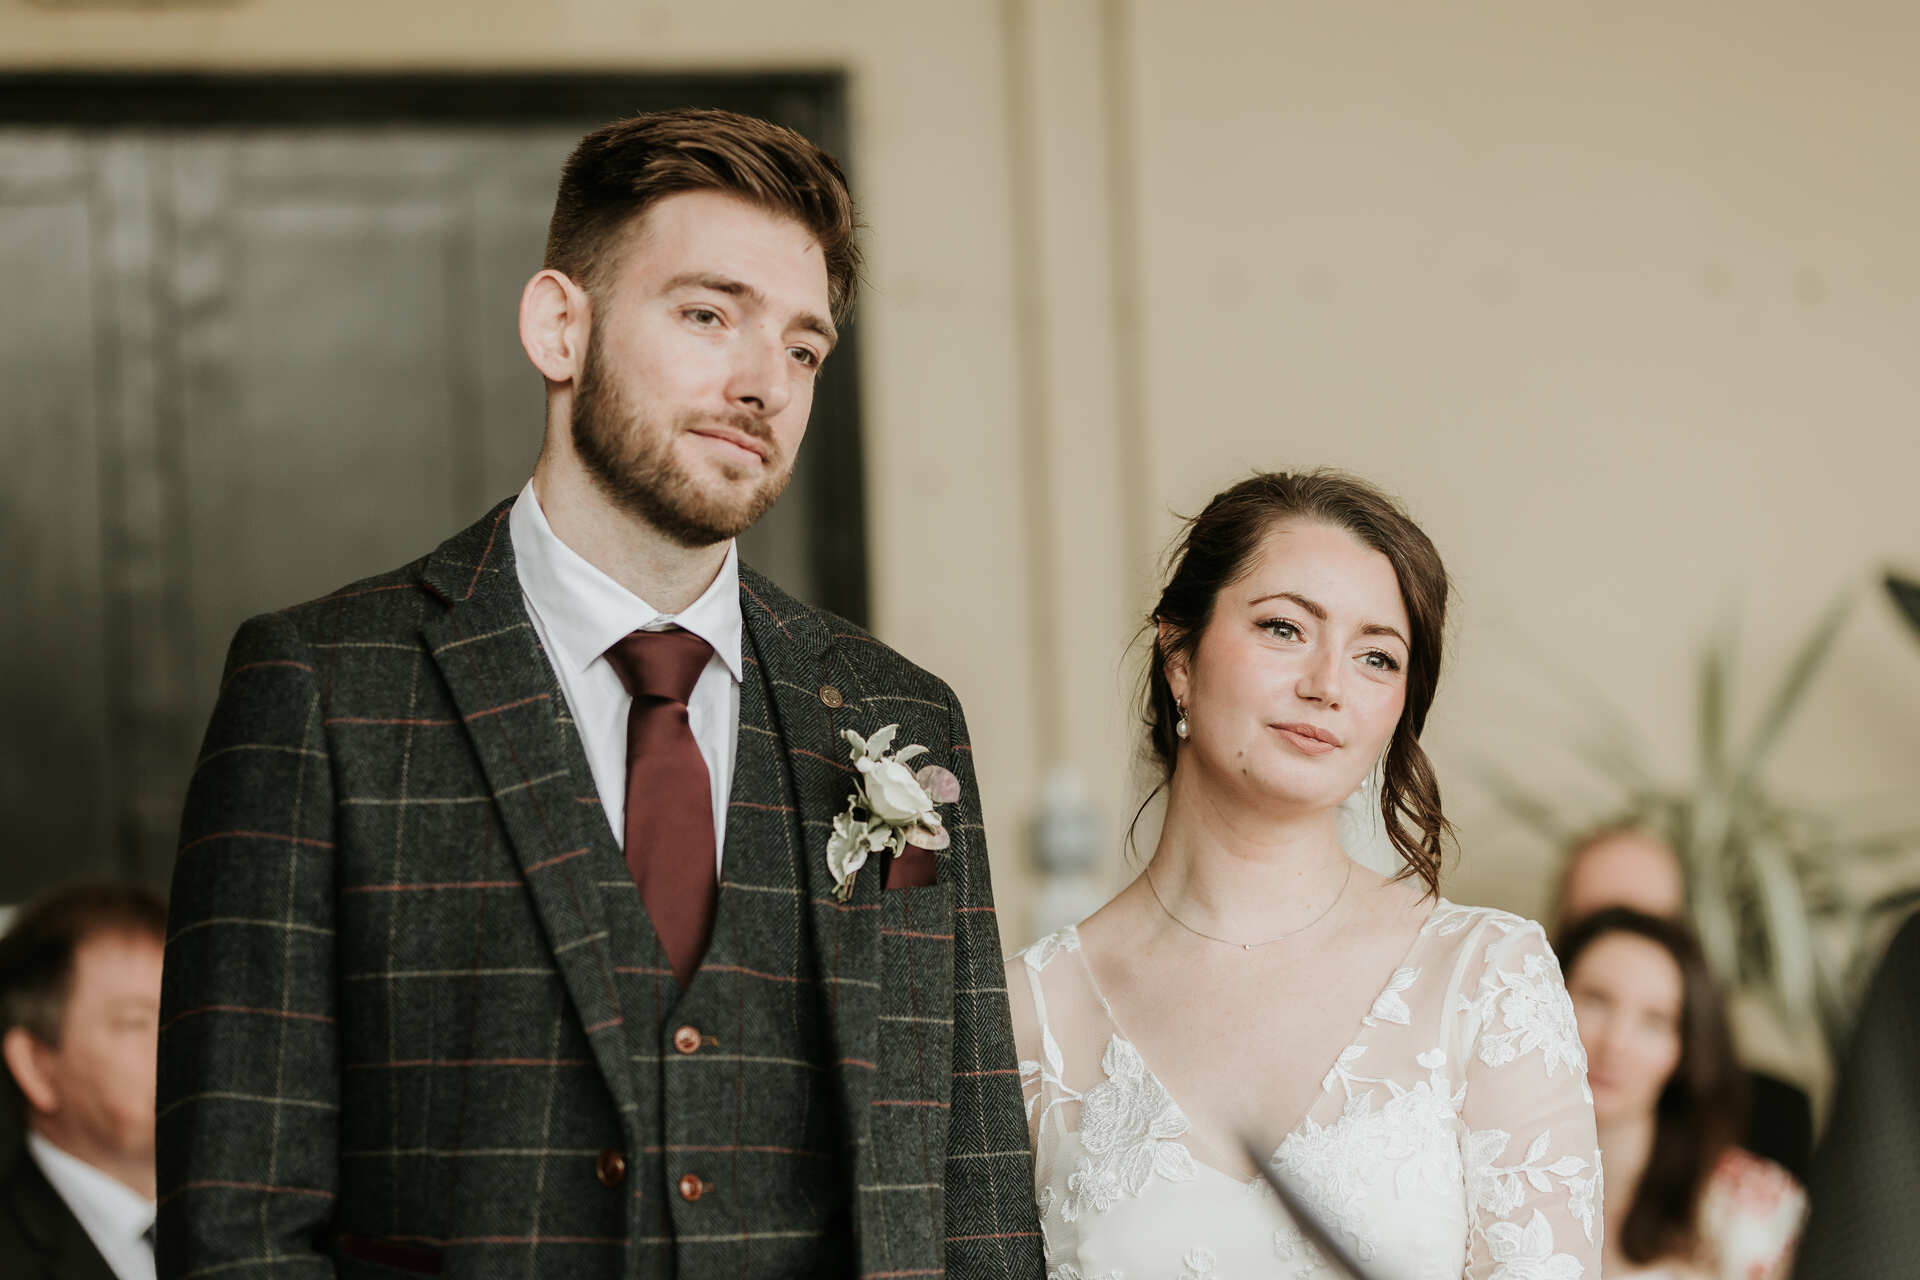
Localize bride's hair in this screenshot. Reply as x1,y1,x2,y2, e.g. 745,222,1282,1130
1137,469,1452,895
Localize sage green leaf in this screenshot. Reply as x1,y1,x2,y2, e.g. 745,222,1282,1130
1733,594,1852,792
1747,830,1817,1021
1699,610,1735,789
1467,754,1568,845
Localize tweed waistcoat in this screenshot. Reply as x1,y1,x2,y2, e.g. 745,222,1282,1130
596,618,854,1277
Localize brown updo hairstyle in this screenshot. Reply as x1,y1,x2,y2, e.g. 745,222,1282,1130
1556,908,1747,1266
1140,470,1452,895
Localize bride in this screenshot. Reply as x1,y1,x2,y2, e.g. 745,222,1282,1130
1008,471,1602,1279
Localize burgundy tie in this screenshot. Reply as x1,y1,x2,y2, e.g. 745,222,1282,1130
604,627,717,988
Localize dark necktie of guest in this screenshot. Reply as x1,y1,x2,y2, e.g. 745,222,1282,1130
605,627,717,988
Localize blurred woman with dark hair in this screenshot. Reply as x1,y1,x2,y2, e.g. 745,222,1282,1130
1007,470,1601,1278
1560,908,1805,1278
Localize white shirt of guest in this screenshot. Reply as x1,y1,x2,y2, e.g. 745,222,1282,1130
26,1131,156,1280
509,480,742,872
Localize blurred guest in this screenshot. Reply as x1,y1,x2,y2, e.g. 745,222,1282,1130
1556,826,1814,1180
1562,908,1804,1279
1791,910,1920,1278
1556,825,1687,926
0,883,166,1280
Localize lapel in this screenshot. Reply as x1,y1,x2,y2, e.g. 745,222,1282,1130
735,566,885,1146
1,1141,117,1280
416,500,638,1134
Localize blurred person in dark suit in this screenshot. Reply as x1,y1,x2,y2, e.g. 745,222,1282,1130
1791,910,1920,1278
157,108,1040,1280
1556,825,1816,1180
0,883,167,1280
1563,908,1804,1279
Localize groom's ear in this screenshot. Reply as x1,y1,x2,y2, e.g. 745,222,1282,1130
519,268,592,385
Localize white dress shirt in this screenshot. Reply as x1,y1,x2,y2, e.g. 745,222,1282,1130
26,1131,155,1280
509,481,742,871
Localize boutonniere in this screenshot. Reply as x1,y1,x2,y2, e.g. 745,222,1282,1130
826,724,961,901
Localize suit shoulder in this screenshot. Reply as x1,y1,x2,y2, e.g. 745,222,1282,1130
240,500,517,646
261,556,438,645
739,565,957,704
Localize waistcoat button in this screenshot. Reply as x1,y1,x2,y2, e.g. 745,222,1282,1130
596,1149,626,1188
672,1024,702,1054
818,684,844,708
678,1172,706,1202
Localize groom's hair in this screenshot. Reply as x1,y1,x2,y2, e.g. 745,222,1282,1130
544,108,862,323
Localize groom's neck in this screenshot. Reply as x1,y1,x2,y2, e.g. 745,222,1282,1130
530,463,729,614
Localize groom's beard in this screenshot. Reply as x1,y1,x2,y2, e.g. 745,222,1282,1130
570,334,791,548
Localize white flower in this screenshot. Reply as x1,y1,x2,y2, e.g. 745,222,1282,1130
859,755,936,824
825,723,962,901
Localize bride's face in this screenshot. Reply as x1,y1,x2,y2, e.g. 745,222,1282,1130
1165,519,1410,816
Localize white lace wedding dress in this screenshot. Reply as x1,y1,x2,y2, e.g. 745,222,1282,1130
1014,900,1603,1280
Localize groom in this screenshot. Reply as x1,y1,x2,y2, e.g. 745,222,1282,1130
157,109,1041,1279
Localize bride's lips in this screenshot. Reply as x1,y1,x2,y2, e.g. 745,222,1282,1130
1272,721,1342,755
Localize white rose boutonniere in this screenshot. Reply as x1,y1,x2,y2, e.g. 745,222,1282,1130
825,724,961,901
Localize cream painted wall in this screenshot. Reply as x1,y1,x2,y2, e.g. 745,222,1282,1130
6,4,1917,1062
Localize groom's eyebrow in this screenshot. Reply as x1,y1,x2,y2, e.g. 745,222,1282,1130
663,271,838,348
1248,590,1409,647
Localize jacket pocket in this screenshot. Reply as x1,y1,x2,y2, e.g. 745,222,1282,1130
336,1234,445,1275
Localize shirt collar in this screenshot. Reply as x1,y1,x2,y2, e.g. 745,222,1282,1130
509,480,743,683
26,1130,154,1243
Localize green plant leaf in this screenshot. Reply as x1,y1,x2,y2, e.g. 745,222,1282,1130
1732,594,1853,793
1868,883,1920,919
1567,732,1657,794
1685,826,1742,989
1467,754,1569,845
1746,829,1819,1024
1699,611,1734,789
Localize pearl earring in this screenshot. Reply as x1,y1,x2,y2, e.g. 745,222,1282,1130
1174,700,1190,741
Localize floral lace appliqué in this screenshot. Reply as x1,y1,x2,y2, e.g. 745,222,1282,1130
1484,1210,1584,1280
1178,1246,1218,1279
1466,950,1589,1099
1062,1034,1197,1220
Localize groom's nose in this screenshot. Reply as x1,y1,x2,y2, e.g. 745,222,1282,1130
726,330,793,419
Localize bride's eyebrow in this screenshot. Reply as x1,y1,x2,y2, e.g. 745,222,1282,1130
1248,591,1408,648
1247,590,1324,619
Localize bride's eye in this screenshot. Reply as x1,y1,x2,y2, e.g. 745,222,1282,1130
1361,649,1402,673
1259,619,1301,641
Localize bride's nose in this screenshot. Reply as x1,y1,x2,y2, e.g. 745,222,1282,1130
1295,644,1344,709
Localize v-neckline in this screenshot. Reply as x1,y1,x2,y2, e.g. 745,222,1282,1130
1064,897,1443,1185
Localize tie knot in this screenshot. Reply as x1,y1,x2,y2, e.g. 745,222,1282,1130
605,628,712,704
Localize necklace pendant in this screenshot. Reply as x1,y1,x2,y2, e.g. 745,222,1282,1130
1243,943,1252,952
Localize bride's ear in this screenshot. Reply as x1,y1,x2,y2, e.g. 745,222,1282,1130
1156,618,1191,703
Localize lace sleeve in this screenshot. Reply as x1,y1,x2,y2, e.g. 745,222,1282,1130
1455,918,1604,1280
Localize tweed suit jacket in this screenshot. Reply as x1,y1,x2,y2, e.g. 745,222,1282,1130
1793,911,1920,1279
156,499,1044,1279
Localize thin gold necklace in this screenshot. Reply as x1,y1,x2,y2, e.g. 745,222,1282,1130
1144,858,1354,951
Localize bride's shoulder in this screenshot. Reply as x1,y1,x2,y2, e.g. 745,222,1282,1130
1005,922,1084,975
1418,897,1559,966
